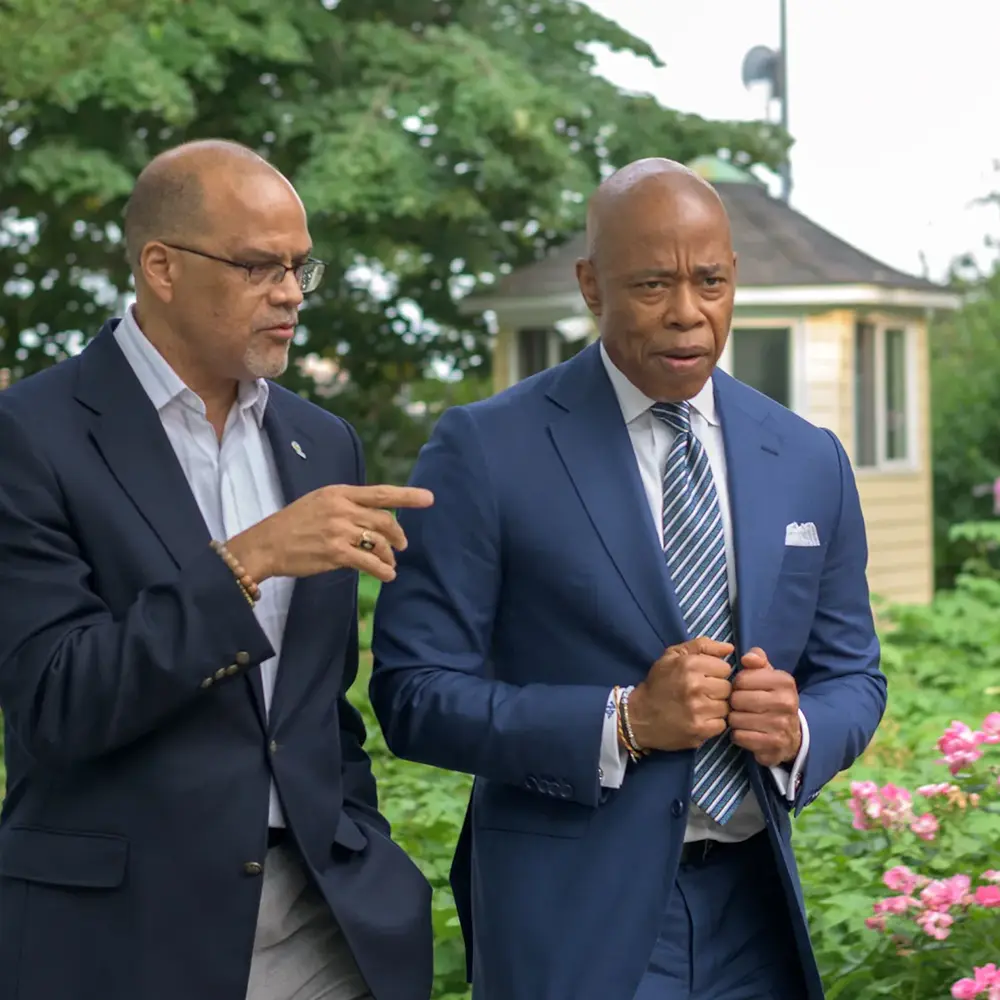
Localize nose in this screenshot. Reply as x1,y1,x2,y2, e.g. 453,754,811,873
662,281,703,330
270,268,304,308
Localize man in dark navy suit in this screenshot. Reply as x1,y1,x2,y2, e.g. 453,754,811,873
371,159,887,999
0,140,433,1000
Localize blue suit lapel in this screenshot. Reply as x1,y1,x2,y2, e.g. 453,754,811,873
545,344,685,647
713,370,785,655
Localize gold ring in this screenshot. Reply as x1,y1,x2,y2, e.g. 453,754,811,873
358,530,376,552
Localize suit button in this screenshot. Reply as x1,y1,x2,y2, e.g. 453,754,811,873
214,667,227,680
524,775,539,792
235,651,251,667
559,783,572,799
671,799,685,818
225,664,240,676
243,861,263,876
268,740,278,754
200,677,213,689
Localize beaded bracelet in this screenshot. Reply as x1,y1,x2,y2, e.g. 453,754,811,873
210,540,261,607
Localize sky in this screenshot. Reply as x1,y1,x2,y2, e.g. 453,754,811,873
583,0,1000,283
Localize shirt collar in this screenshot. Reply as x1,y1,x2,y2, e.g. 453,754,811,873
115,304,270,427
598,341,718,427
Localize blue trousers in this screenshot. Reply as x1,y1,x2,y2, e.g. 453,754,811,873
634,832,807,1000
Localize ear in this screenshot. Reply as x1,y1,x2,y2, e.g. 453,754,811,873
575,258,603,317
139,242,177,304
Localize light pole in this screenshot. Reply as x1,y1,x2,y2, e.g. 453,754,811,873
741,0,791,202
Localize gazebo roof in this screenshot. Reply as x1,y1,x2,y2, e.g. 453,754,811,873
476,157,949,306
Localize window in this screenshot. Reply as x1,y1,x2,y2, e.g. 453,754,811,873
514,327,588,381
517,328,549,381
730,327,791,408
854,321,913,469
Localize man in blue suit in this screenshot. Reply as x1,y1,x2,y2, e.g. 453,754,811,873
370,158,886,999
0,140,434,1000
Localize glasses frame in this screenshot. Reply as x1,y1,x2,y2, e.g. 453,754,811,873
160,242,326,293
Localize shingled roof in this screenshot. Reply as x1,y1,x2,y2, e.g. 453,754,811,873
484,159,943,302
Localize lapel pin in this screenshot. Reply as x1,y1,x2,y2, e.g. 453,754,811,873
291,440,307,460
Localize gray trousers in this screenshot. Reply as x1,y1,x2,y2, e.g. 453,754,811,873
246,844,372,1000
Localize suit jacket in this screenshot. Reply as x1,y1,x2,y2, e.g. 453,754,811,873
0,323,432,1000
370,342,886,1000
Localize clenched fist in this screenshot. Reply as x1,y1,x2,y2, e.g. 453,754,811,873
226,484,434,584
729,647,802,767
626,637,734,752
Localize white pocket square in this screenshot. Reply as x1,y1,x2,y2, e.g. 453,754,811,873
785,521,820,547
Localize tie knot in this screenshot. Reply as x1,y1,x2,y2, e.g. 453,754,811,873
651,400,691,435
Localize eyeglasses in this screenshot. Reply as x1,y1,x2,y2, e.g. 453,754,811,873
161,242,326,293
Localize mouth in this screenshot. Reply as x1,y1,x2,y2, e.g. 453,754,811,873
261,323,297,341
655,347,710,371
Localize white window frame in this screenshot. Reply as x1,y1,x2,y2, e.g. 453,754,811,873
508,325,594,382
853,316,919,473
718,316,808,417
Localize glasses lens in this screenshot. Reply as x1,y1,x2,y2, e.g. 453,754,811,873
299,261,325,293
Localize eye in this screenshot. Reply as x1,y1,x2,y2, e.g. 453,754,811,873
704,276,725,287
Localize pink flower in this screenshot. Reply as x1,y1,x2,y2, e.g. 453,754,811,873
975,885,1000,908
982,871,1000,884
952,965,1000,999
981,711,1000,744
952,979,981,999
916,908,953,940
873,895,917,915
864,915,887,932
883,865,921,894
938,720,985,774
917,782,959,798
910,812,939,841
921,874,971,911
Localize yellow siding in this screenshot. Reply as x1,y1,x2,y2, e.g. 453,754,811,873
493,327,512,396
799,312,933,606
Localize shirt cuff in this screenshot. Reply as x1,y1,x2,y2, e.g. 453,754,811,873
599,688,630,788
768,709,810,801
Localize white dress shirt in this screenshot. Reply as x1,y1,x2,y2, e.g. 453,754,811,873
114,306,294,827
596,344,809,842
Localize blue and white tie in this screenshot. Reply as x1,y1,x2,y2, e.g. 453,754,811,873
651,401,750,824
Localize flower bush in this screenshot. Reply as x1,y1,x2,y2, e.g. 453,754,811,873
823,712,999,998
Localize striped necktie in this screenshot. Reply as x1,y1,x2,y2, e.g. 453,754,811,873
651,400,750,824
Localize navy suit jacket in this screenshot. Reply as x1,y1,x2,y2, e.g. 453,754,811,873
370,342,886,1000
0,323,432,1000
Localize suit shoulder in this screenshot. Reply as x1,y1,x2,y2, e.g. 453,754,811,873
0,354,81,407
724,376,843,453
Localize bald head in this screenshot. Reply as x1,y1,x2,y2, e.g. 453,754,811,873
123,139,287,272
575,156,737,403
585,158,730,264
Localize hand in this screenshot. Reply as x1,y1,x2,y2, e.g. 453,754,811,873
626,637,734,753
729,647,802,767
226,484,434,584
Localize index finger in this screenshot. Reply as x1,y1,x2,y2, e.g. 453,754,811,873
353,485,435,510
683,637,734,659
690,654,735,679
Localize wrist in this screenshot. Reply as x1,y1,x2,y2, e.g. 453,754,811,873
226,531,273,585
616,685,648,761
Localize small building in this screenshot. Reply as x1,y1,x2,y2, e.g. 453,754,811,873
461,156,960,606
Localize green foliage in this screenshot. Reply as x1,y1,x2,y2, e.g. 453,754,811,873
0,0,787,479
930,252,1000,588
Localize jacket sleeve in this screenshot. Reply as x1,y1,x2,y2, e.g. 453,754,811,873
0,402,274,768
793,429,887,814
369,405,610,809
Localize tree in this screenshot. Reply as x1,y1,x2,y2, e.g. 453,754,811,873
1,0,788,478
